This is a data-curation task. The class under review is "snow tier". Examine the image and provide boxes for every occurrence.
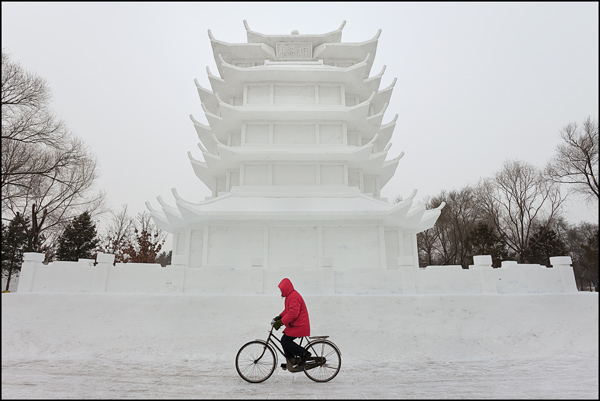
[2,292,597,363]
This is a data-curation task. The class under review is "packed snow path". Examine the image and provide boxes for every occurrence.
[2,355,597,399]
[2,292,597,399]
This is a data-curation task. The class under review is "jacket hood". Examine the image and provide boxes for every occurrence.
[278,278,294,297]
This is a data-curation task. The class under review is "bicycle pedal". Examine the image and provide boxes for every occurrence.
[287,364,303,372]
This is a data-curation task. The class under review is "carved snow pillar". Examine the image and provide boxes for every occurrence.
[550,256,578,292]
[17,252,45,292]
[471,255,497,294]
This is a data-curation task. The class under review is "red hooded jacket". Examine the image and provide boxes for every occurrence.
[278,278,310,338]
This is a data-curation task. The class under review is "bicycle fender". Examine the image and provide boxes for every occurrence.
[305,339,342,357]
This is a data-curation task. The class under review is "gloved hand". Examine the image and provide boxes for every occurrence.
[273,315,282,321]
[272,317,283,330]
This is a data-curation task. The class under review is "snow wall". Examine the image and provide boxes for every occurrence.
[15,253,579,295]
[2,292,597,363]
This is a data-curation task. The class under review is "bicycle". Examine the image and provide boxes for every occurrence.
[235,320,342,383]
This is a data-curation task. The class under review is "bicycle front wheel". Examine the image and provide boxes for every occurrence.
[235,340,276,383]
[303,340,342,382]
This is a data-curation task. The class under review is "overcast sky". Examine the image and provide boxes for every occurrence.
[2,2,598,246]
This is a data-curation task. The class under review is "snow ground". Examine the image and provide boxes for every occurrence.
[2,292,598,399]
[2,355,597,399]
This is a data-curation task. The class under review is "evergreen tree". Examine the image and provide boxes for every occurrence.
[524,226,567,266]
[465,222,511,267]
[1,213,30,291]
[55,212,98,261]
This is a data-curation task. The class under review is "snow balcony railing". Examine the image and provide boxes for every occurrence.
[16,253,578,295]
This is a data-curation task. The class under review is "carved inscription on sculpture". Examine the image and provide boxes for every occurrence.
[276,42,312,60]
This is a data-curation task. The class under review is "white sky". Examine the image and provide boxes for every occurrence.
[2,2,598,247]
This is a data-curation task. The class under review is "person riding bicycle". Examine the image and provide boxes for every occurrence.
[272,278,311,369]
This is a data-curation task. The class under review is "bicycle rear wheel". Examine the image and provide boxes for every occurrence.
[303,340,341,382]
[235,340,276,383]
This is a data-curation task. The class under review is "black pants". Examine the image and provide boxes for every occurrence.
[281,334,307,360]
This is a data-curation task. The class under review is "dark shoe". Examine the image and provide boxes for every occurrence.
[299,351,312,366]
[280,363,287,370]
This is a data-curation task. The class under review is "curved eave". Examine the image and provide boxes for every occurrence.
[413,207,444,232]
[208,60,384,101]
[190,116,222,154]
[153,191,442,228]
[211,53,370,99]
[194,79,219,115]
[375,115,398,149]
[385,197,414,224]
[172,188,216,221]
[366,105,386,129]
[371,78,396,114]
[209,29,276,76]
[201,150,239,178]
[379,153,404,187]
[146,201,173,232]
[188,152,216,191]
[357,65,385,97]
[347,151,387,176]
[313,29,381,77]
[206,66,226,96]
[160,190,426,223]
[244,20,345,48]
[402,204,427,228]
[156,195,187,229]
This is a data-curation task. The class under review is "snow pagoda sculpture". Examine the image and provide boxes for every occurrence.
[147,21,444,275]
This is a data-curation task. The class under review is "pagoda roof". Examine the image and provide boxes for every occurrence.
[313,29,381,76]
[202,93,385,136]
[187,140,402,191]
[244,20,346,48]
[209,25,381,78]
[208,29,276,72]
[146,189,445,233]
[206,55,384,100]
[197,69,389,117]
[191,111,398,157]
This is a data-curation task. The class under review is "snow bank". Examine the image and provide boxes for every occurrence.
[2,292,597,363]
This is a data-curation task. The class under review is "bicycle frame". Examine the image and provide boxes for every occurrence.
[257,324,307,361]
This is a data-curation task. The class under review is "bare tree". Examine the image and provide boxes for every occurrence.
[97,208,167,264]
[477,160,567,262]
[545,117,599,203]
[124,211,167,264]
[97,205,134,264]
[1,51,105,255]
[417,187,483,268]
[417,225,439,267]
[2,51,78,202]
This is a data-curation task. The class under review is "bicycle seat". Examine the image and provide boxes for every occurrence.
[309,335,329,340]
